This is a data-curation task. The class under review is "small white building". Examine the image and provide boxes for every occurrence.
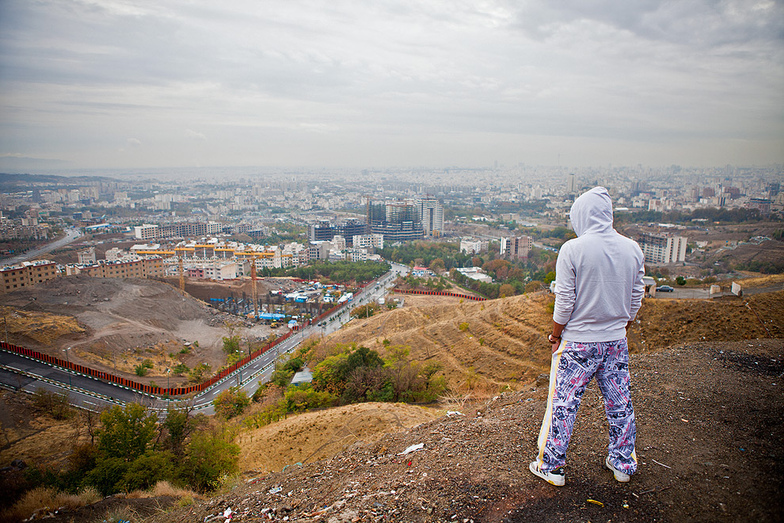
[456,267,493,283]
[460,238,484,255]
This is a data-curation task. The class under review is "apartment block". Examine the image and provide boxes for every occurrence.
[65,257,165,279]
[1,260,58,293]
[639,233,687,264]
[352,234,384,250]
[500,236,532,260]
[417,197,444,237]
[460,238,484,254]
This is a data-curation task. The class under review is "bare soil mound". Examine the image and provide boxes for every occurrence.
[630,290,784,351]
[237,402,439,474]
[325,292,555,392]
[0,276,272,385]
[147,339,784,523]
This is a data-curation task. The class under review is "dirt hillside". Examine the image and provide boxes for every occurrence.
[146,338,783,523]
[315,289,784,393]
[236,402,439,474]
[323,292,555,391]
[3,277,784,522]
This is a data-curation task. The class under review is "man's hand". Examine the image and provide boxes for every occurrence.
[549,321,565,354]
[547,333,561,354]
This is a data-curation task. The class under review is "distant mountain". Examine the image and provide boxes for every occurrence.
[0,172,119,191]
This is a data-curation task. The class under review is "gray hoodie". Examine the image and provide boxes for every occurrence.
[553,187,645,342]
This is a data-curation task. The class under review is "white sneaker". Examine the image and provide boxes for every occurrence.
[529,461,565,487]
[605,456,630,482]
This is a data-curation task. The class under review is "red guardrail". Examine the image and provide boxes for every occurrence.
[392,288,486,301]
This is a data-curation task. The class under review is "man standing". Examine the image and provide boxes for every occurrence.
[529,187,645,487]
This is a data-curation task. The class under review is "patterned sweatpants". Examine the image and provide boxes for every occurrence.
[534,338,637,475]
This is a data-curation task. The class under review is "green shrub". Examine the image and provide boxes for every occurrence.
[189,363,211,383]
[213,388,250,420]
[178,430,239,492]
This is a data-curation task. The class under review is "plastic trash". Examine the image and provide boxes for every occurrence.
[446,411,464,417]
[398,443,425,455]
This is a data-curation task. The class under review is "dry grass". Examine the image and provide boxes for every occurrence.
[124,481,200,500]
[734,273,784,289]
[318,292,555,391]
[236,402,439,474]
[0,306,84,345]
[0,486,100,522]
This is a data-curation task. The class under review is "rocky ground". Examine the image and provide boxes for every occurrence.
[125,339,781,523]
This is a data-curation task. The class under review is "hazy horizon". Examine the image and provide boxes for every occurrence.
[1,1,783,172]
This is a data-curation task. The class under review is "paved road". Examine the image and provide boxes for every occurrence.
[0,263,409,416]
[0,228,82,265]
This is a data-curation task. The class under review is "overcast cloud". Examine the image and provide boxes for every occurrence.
[0,0,782,170]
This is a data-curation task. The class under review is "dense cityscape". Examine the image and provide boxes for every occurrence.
[2,164,782,297]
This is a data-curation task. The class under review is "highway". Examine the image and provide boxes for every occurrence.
[0,263,409,416]
[0,227,82,266]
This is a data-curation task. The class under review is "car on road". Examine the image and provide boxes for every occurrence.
[657,285,674,292]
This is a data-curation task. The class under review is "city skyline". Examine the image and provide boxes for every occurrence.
[1,1,783,172]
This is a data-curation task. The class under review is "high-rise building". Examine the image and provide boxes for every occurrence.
[368,200,424,242]
[309,221,334,242]
[500,236,532,260]
[309,219,368,246]
[639,233,687,264]
[418,197,444,237]
[567,173,577,194]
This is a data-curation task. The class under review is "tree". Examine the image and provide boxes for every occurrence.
[116,451,175,492]
[429,258,446,273]
[222,335,241,355]
[213,387,251,420]
[96,403,157,462]
[179,430,240,492]
[162,406,198,457]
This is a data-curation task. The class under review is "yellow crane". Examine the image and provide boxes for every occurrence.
[178,254,185,294]
[251,257,259,319]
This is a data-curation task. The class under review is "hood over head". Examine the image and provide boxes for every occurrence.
[569,186,613,236]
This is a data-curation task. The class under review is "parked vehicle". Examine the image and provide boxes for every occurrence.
[657,285,674,292]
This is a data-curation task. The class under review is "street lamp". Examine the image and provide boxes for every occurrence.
[62,347,72,388]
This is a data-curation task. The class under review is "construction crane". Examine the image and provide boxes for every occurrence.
[251,257,259,319]
[178,254,185,294]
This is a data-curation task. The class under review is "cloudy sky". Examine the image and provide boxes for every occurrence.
[0,0,782,171]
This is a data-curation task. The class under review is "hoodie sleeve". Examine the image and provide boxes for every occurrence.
[629,243,645,320]
[553,243,576,325]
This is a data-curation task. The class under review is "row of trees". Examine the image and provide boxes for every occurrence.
[26,396,239,496]
[378,242,473,271]
[614,207,776,225]
[266,260,390,284]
